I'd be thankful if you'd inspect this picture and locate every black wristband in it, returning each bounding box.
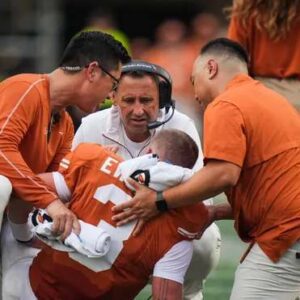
[155,191,169,212]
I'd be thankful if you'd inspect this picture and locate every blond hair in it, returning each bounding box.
[226,0,300,40]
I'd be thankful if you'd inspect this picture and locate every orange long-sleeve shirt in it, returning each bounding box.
[228,16,300,79]
[0,73,74,207]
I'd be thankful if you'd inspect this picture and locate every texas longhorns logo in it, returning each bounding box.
[130,169,150,186]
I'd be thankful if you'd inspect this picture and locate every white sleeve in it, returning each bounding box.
[72,123,85,150]
[153,240,193,284]
[147,162,194,191]
[52,172,71,202]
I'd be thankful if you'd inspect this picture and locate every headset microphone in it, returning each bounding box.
[147,100,175,130]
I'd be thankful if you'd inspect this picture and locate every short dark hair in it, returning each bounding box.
[59,31,131,71]
[152,129,199,169]
[201,37,249,65]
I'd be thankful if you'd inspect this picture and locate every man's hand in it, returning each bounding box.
[195,203,233,239]
[112,178,160,232]
[46,199,80,240]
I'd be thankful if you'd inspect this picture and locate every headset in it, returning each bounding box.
[121,60,175,129]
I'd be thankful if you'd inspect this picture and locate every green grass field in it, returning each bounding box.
[135,194,247,300]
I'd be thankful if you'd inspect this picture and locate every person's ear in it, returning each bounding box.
[207,59,218,80]
[85,61,98,82]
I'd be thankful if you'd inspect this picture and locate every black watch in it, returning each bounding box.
[155,191,169,212]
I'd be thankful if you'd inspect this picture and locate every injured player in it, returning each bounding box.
[4,129,211,300]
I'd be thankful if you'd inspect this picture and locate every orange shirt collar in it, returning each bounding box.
[224,73,252,91]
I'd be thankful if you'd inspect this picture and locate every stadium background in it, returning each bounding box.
[0,0,248,298]
[0,0,230,77]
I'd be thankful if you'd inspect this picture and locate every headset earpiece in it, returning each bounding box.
[158,80,171,109]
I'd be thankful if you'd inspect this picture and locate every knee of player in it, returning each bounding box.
[0,175,12,202]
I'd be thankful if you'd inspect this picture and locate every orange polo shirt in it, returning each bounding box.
[228,16,300,79]
[204,74,300,262]
[0,74,74,207]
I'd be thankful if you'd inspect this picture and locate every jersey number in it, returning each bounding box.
[68,184,136,272]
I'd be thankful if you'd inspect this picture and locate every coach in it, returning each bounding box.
[73,60,221,300]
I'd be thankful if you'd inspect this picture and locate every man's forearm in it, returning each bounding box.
[164,161,239,209]
[152,277,182,300]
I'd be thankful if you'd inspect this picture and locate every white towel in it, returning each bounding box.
[141,161,194,191]
[65,221,111,257]
[32,221,73,253]
[119,154,194,191]
[119,153,159,180]
[29,209,111,258]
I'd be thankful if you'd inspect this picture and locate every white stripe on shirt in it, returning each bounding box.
[0,78,57,199]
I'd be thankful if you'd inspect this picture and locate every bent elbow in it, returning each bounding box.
[220,165,241,187]
[206,160,241,190]
[223,173,239,187]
